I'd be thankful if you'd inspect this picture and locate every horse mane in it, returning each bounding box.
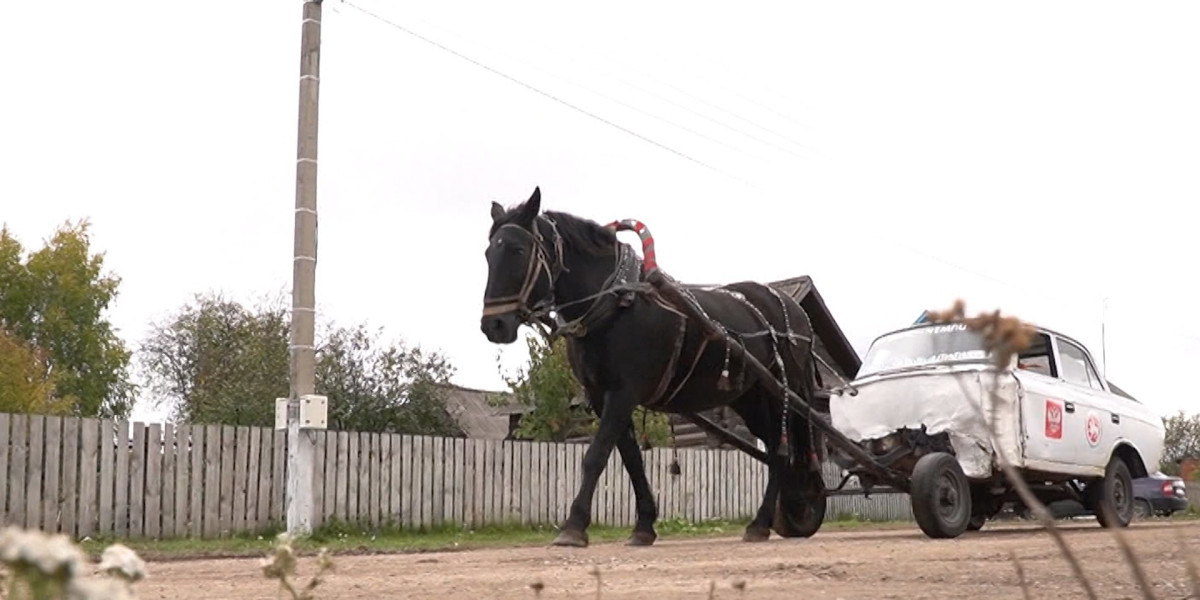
[490,201,618,260]
[543,210,618,259]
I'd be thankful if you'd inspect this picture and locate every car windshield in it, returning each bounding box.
[858,323,993,377]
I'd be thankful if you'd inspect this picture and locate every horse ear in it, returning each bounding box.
[513,186,541,225]
[491,201,505,222]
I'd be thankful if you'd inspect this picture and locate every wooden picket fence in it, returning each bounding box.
[0,412,910,540]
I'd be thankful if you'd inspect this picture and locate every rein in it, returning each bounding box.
[481,214,644,340]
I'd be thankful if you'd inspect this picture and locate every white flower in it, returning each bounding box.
[97,544,147,582]
[0,526,32,563]
[0,526,88,580]
[67,576,136,600]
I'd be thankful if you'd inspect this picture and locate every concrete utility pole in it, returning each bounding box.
[283,0,327,537]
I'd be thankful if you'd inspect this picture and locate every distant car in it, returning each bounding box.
[1133,473,1188,517]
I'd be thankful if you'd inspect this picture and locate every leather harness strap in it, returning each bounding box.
[481,217,561,321]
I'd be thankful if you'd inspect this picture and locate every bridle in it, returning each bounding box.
[481,215,565,326]
[481,215,643,339]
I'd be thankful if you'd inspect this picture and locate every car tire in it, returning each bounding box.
[910,452,972,539]
[1090,456,1134,528]
[1132,499,1152,521]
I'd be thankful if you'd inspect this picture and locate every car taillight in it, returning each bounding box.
[1162,481,1174,494]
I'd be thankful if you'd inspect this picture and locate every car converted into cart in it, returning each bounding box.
[824,319,1166,538]
[643,263,1166,539]
[480,198,1165,546]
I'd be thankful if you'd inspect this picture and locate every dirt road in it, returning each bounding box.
[137,520,1200,599]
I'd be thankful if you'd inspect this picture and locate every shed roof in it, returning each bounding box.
[438,383,517,440]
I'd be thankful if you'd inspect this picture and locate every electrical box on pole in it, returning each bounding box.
[276,395,328,431]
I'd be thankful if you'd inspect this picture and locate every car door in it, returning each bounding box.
[1015,331,1085,471]
[1052,336,1114,471]
[1016,370,1079,467]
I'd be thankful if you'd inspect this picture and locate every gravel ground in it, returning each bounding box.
[136,519,1200,599]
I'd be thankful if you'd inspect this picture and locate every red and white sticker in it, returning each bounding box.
[1044,399,1063,439]
[1085,413,1102,447]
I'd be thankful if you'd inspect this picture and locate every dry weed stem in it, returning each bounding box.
[925,302,1097,600]
[260,534,334,600]
[1176,530,1200,599]
[1010,550,1032,600]
[589,566,602,600]
[1110,527,1158,600]
[732,579,747,595]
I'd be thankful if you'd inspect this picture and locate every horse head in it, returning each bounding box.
[480,186,556,344]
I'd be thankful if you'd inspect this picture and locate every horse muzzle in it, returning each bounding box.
[481,312,520,344]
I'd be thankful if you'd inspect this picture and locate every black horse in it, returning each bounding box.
[480,187,827,547]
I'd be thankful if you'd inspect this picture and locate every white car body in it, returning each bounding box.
[831,322,1165,484]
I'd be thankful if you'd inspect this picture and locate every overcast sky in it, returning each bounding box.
[3,1,1197,424]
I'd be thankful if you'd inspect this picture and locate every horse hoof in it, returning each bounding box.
[626,530,657,546]
[742,526,771,543]
[551,529,589,548]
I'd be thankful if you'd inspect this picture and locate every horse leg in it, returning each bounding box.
[731,390,783,542]
[614,423,659,546]
[552,390,634,547]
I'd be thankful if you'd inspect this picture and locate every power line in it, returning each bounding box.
[342,2,817,163]
[339,0,754,185]
[338,3,1044,288]
[339,5,792,166]
[593,37,820,139]
[577,49,819,157]
[511,42,817,160]
[335,0,1200,349]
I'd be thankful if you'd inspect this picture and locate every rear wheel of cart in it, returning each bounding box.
[910,452,972,539]
[772,460,827,538]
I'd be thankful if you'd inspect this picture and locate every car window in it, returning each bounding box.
[1056,338,1103,390]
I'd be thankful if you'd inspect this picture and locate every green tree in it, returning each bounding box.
[496,335,670,445]
[0,329,71,415]
[138,293,289,426]
[138,292,462,434]
[1161,411,1200,475]
[0,221,134,417]
[316,322,462,436]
